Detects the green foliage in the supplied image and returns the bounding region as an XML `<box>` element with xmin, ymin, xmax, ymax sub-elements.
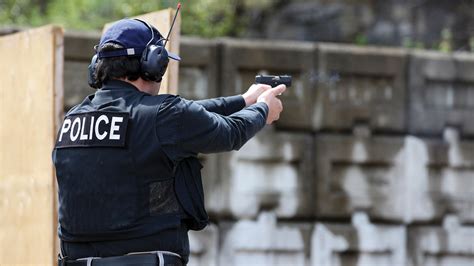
<box><xmin>0</xmin><ymin>0</ymin><xmax>43</xmax><ymax>26</ymax></box>
<box><xmin>402</xmin><ymin>38</ymin><xmax>425</xmax><ymax>50</ymax></box>
<box><xmin>0</xmin><ymin>0</ymin><xmax>245</xmax><ymax>37</ymax></box>
<box><xmin>181</xmin><ymin>0</ymin><xmax>244</xmax><ymax>37</ymax></box>
<box><xmin>438</xmin><ymin>27</ymin><xmax>452</xmax><ymax>53</ymax></box>
<box><xmin>354</xmin><ymin>33</ymin><xmax>368</xmax><ymax>46</ymax></box>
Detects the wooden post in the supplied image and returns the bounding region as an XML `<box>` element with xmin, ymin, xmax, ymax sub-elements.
<box><xmin>0</xmin><ymin>25</ymin><xmax>64</xmax><ymax>265</ymax></box>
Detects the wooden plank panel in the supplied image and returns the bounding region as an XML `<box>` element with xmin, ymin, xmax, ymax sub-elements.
<box><xmin>103</xmin><ymin>8</ymin><xmax>181</xmax><ymax>95</ymax></box>
<box><xmin>0</xmin><ymin>25</ymin><xmax>63</xmax><ymax>265</ymax></box>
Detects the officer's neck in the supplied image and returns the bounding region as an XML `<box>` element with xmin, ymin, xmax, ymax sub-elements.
<box><xmin>117</xmin><ymin>78</ymin><xmax>161</xmax><ymax>95</ymax></box>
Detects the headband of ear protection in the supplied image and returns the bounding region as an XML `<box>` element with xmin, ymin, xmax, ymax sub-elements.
<box><xmin>88</xmin><ymin>19</ymin><xmax>173</xmax><ymax>88</ymax></box>
<box><xmin>136</xmin><ymin>19</ymin><xmax>170</xmax><ymax>83</ymax></box>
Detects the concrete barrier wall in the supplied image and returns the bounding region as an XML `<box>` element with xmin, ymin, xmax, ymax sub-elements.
<box><xmin>219</xmin><ymin>38</ymin><xmax>316</xmax><ymax>130</ymax></box>
<box><xmin>409</xmin><ymin>51</ymin><xmax>474</xmax><ymax>137</ymax></box>
<box><xmin>315</xmin><ymin>44</ymin><xmax>408</xmax><ymax>133</ymax></box>
<box><xmin>60</xmin><ymin>33</ymin><xmax>474</xmax><ymax>265</ymax></box>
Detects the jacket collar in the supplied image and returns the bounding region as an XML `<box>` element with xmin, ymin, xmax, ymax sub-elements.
<box><xmin>101</xmin><ymin>79</ymin><xmax>140</xmax><ymax>92</ymax></box>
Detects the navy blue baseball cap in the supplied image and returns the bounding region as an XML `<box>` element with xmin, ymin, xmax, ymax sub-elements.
<box><xmin>97</xmin><ymin>18</ymin><xmax>180</xmax><ymax>61</ymax></box>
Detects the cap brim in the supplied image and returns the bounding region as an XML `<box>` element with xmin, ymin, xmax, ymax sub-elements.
<box><xmin>168</xmin><ymin>52</ymin><xmax>181</xmax><ymax>61</ymax></box>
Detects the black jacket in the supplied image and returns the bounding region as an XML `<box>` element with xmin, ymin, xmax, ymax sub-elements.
<box><xmin>52</xmin><ymin>79</ymin><xmax>268</xmax><ymax>243</ymax></box>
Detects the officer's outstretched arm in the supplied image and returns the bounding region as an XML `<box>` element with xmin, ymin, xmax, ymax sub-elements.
<box><xmin>194</xmin><ymin>95</ymin><xmax>245</xmax><ymax>116</ymax></box>
<box><xmin>156</xmin><ymin>97</ymin><xmax>268</xmax><ymax>161</ymax></box>
<box><xmin>193</xmin><ymin>84</ymin><xmax>273</xmax><ymax>116</ymax></box>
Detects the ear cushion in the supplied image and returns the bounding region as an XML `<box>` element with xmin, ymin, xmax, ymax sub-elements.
<box><xmin>140</xmin><ymin>45</ymin><xmax>169</xmax><ymax>82</ymax></box>
<box><xmin>88</xmin><ymin>54</ymin><xmax>100</xmax><ymax>88</ymax></box>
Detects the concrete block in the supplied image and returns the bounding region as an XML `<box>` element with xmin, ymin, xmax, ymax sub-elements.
<box><xmin>64</xmin><ymin>31</ymin><xmax>100</xmax><ymax>61</ymax></box>
<box><xmin>63</xmin><ymin>61</ymin><xmax>93</xmax><ymax>110</ymax></box>
<box><xmin>408</xmin><ymin>51</ymin><xmax>474</xmax><ymax>136</ymax></box>
<box><xmin>188</xmin><ymin>224</ymin><xmax>219</xmax><ymax>266</ymax></box>
<box><xmin>220</xmin><ymin>212</ymin><xmax>306</xmax><ymax>266</ymax></box>
<box><xmin>314</xmin><ymin>43</ymin><xmax>408</xmax><ymax>132</ymax></box>
<box><xmin>407</xmin><ymin>129</ymin><xmax>474</xmax><ymax>223</ymax></box>
<box><xmin>408</xmin><ymin>216</ymin><xmax>474</xmax><ymax>266</ymax></box>
<box><xmin>315</xmin><ymin>133</ymin><xmax>474</xmax><ymax>223</ymax></box>
<box><xmin>314</xmin><ymin>134</ymin><xmax>407</xmax><ymax>222</ymax></box>
<box><xmin>311</xmin><ymin>213</ymin><xmax>406</xmax><ymax>266</ymax></box>
<box><xmin>211</xmin><ymin>127</ymin><xmax>314</xmax><ymax>219</ymax></box>
<box><xmin>219</xmin><ymin>38</ymin><xmax>316</xmax><ymax>130</ymax></box>
<box><xmin>63</xmin><ymin>32</ymin><xmax>100</xmax><ymax>111</ymax></box>
<box><xmin>0</xmin><ymin>27</ymin><xmax>23</xmax><ymax>36</ymax></box>
<box><xmin>179</xmin><ymin>38</ymin><xmax>218</xmax><ymax>99</ymax></box>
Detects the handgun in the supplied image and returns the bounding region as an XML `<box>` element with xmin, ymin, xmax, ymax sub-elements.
<box><xmin>255</xmin><ymin>74</ymin><xmax>292</xmax><ymax>87</ymax></box>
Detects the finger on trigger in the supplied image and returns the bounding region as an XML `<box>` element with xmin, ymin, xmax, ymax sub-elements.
<box><xmin>272</xmin><ymin>84</ymin><xmax>286</xmax><ymax>96</ymax></box>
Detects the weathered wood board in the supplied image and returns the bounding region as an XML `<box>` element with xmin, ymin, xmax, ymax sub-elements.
<box><xmin>103</xmin><ymin>8</ymin><xmax>181</xmax><ymax>95</ymax></box>
<box><xmin>0</xmin><ymin>25</ymin><xmax>64</xmax><ymax>265</ymax></box>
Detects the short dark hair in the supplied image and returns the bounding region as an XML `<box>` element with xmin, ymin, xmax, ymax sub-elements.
<box><xmin>94</xmin><ymin>43</ymin><xmax>142</xmax><ymax>88</ymax></box>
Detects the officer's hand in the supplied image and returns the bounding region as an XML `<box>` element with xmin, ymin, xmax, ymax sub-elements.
<box><xmin>242</xmin><ymin>84</ymin><xmax>272</xmax><ymax>107</ymax></box>
<box><xmin>257</xmin><ymin>84</ymin><xmax>286</xmax><ymax>124</ymax></box>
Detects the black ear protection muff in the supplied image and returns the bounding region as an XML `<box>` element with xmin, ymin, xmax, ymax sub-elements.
<box><xmin>87</xmin><ymin>53</ymin><xmax>100</xmax><ymax>88</ymax></box>
<box><xmin>87</xmin><ymin>19</ymin><xmax>170</xmax><ymax>88</ymax></box>
<box><xmin>138</xmin><ymin>19</ymin><xmax>170</xmax><ymax>83</ymax></box>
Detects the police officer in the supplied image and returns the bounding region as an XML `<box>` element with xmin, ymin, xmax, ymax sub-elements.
<box><xmin>53</xmin><ymin>19</ymin><xmax>285</xmax><ymax>266</ymax></box>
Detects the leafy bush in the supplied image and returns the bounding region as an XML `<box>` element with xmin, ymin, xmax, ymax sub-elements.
<box><xmin>0</xmin><ymin>0</ymin><xmax>246</xmax><ymax>37</ymax></box>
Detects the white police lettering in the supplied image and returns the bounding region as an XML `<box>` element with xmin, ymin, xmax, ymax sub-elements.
<box><xmin>95</xmin><ymin>115</ymin><xmax>109</xmax><ymax>140</ymax></box>
<box><xmin>80</xmin><ymin>117</ymin><xmax>88</xmax><ymax>140</ymax></box>
<box><xmin>58</xmin><ymin>119</ymin><xmax>71</xmax><ymax>142</ymax></box>
<box><xmin>89</xmin><ymin>116</ymin><xmax>94</xmax><ymax>140</ymax></box>
<box><xmin>55</xmin><ymin>112</ymin><xmax>129</xmax><ymax>148</ymax></box>
<box><xmin>70</xmin><ymin>117</ymin><xmax>81</xmax><ymax>141</ymax></box>
<box><xmin>109</xmin><ymin>116</ymin><xmax>123</xmax><ymax>140</ymax></box>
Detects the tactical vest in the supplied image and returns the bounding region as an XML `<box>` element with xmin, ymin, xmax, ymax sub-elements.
<box><xmin>53</xmin><ymin>82</ymin><xmax>208</xmax><ymax>242</ymax></box>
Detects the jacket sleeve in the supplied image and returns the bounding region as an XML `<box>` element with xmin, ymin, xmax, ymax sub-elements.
<box><xmin>156</xmin><ymin>96</ymin><xmax>268</xmax><ymax>161</ymax></box>
<box><xmin>193</xmin><ymin>95</ymin><xmax>246</xmax><ymax>115</ymax></box>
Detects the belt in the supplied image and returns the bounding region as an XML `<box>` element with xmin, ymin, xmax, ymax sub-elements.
<box><xmin>59</xmin><ymin>251</ymin><xmax>183</xmax><ymax>266</ymax></box>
